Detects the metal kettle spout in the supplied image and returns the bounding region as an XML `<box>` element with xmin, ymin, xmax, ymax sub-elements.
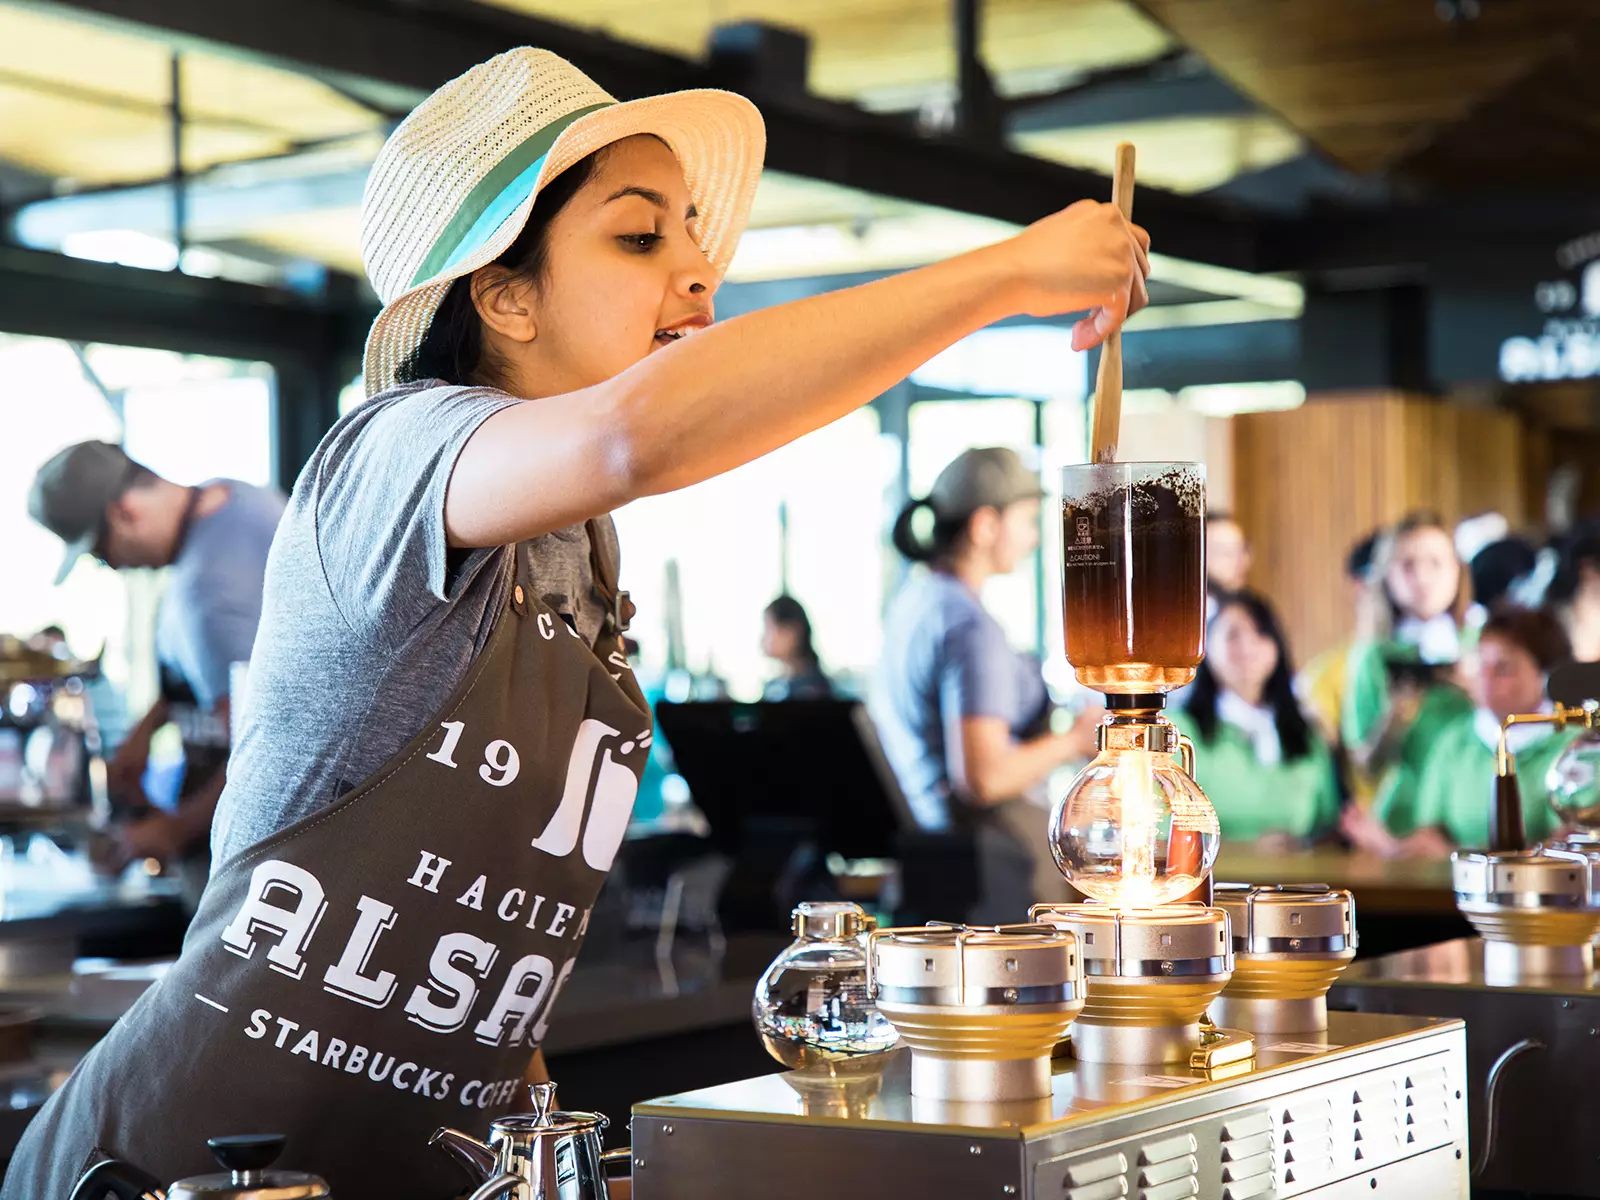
<box><xmin>430</xmin><ymin>1127</ymin><xmax>498</xmax><ymax>1183</ymax></box>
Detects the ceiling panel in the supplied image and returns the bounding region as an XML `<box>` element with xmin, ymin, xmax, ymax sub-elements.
<box><xmin>0</xmin><ymin>3</ymin><xmax>379</xmax><ymax>187</ymax></box>
<box><xmin>482</xmin><ymin>0</ymin><xmax>1173</xmax><ymax>102</ymax></box>
<box><xmin>1014</xmin><ymin>112</ymin><xmax>1300</xmax><ymax>194</ymax></box>
<box><xmin>1127</xmin><ymin>0</ymin><xmax>1599</xmax><ymax>180</ymax></box>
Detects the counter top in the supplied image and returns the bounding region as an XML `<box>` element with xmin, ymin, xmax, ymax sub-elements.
<box><xmin>1214</xmin><ymin>847</ymin><xmax>1455</xmax><ymax>913</ymax></box>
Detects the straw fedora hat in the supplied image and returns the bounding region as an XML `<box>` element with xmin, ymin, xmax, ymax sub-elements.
<box><xmin>360</xmin><ymin>47</ymin><xmax>766</xmax><ymax>397</ymax></box>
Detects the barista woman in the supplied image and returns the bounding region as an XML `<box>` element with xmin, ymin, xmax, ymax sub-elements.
<box><xmin>873</xmin><ymin>448</ymin><xmax>1102</xmax><ymax>920</ymax></box>
<box><xmin>1354</xmin><ymin>607</ymin><xmax>1574</xmax><ymax>856</ymax></box>
<box><xmin>3</xmin><ymin>48</ymin><xmax>1150</xmax><ymax>1200</ymax></box>
<box><xmin>1171</xmin><ymin>591</ymin><xmax>1339</xmax><ymax>848</ymax></box>
<box><xmin>1342</xmin><ymin>512</ymin><xmax>1473</xmax><ymax>826</ymax></box>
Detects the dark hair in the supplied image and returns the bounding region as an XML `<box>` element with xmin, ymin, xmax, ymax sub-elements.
<box><xmin>1542</xmin><ymin>520</ymin><xmax>1600</xmax><ymax>605</ymax></box>
<box><xmin>1346</xmin><ymin>531</ymin><xmax>1379</xmax><ymax>581</ymax></box>
<box><xmin>891</xmin><ymin>498</ymin><xmax>972</xmax><ymax>564</ymax></box>
<box><xmin>1479</xmin><ymin>605</ymin><xmax>1572</xmax><ymax>673</ymax></box>
<box><xmin>764</xmin><ymin>594</ymin><xmax>819</xmax><ymax>666</ymax></box>
<box><xmin>1470</xmin><ymin>538</ymin><xmax>1538</xmax><ymax>610</ymax></box>
<box><xmin>396</xmin><ymin>151</ymin><xmax>604</xmax><ymax>389</ymax></box>
<box><xmin>1183</xmin><ymin>589</ymin><xmax>1314</xmax><ymax>762</ymax></box>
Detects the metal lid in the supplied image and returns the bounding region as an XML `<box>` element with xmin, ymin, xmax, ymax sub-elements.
<box><xmin>167</xmin><ymin>1136</ymin><xmax>329</xmax><ymax>1200</ymax></box>
<box><xmin>869</xmin><ymin>923</ymin><xmax>1080</xmax><ymax>1007</ymax></box>
<box><xmin>1452</xmin><ymin>848</ymin><xmax>1600</xmax><ymax>908</ymax></box>
<box><xmin>792</xmin><ymin>900</ymin><xmax>874</xmax><ymax>941</ymax></box>
<box><xmin>1212</xmin><ymin>883</ymin><xmax>1356</xmax><ymax>956</ymax></box>
<box><xmin>1032</xmin><ymin>902</ymin><xmax>1232</xmax><ymax>978</ymax></box>
<box><xmin>491</xmin><ymin>1081</ymin><xmax>609</xmax><ymax>1137</ymax></box>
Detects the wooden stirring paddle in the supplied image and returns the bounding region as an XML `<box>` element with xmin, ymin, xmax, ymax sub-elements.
<box><xmin>1088</xmin><ymin>142</ymin><xmax>1137</xmax><ymax>465</ymax></box>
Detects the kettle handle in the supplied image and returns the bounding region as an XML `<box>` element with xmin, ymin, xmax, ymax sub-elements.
<box><xmin>69</xmin><ymin>1159</ymin><xmax>167</xmax><ymax>1200</ymax></box>
<box><xmin>466</xmin><ymin>1171</ymin><xmax>525</xmax><ymax>1200</ymax></box>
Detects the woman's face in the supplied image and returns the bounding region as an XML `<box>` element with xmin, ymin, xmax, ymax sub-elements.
<box><xmin>1471</xmin><ymin>633</ymin><xmax>1545</xmax><ymax>720</ymax></box>
<box><xmin>761</xmin><ymin>614</ymin><xmax>800</xmax><ymax>663</ymax></box>
<box><xmin>1207</xmin><ymin>519</ymin><xmax>1251</xmax><ymax>593</ymax></box>
<box><xmin>480</xmin><ymin>135</ymin><xmax>716</xmax><ymax>397</ymax></box>
<box><xmin>986</xmin><ymin>498</ymin><xmax>1042</xmax><ymax>575</ymax></box>
<box><xmin>1387</xmin><ymin>527</ymin><xmax>1461</xmax><ymax>622</ymax></box>
<box><xmin>1207</xmin><ymin>604</ymin><xmax>1280</xmax><ymax>702</ymax></box>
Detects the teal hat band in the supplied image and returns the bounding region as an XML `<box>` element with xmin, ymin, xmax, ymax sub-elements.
<box><xmin>409</xmin><ymin>101</ymin><xmax>614</xmax><ymax>289</ymax></box>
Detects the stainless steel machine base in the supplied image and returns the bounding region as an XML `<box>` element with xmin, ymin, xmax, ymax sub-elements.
<box><xmin>909</xmin><ymin>1054</ymin><xmax>1052</xmax><ymax>1102</ymax></box>
<box><xmin>1211</xmin><ymin>995</ymin><xmax>1327</xmax><ymax>1034</ymax></box>
<box><xmin>632</xmin><ymin>1013</ymin><xmax>1467</xmax><ymax>1200</ymax></box>
<box><xmin>1332</xmin><ymin>937</ymin><xmax>1600</xmax><ymax>1197</ymax></box>
<box><xmin>1068</xmin><ymin>1019</ymin><xmax>1197</xmax><ymax>1065</ymax></box>
<box><xmin>1481</xmin><ymin>937</ymin><xmax>1593</xmax><ymax>980</ymax></box>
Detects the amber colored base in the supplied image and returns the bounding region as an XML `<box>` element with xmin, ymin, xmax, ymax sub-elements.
<box><xmin>1071</xmin><ymin>663</ymin><xmax>1198</xmax><ymax>694</ymax></box>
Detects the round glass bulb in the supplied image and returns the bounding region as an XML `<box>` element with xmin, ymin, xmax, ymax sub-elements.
<box><xmin>1048</xmin><ymin>748</ymin><xmax>1221</xmax><ymax>908</ymax></box>
<box><xmin>1546</xmin><ymin>727</ymin><xmax>1600</xmax><ymax>834</ymax></box>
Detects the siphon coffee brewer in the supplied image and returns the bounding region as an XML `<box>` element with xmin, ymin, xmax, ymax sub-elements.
<box><xmin>1051</xmin><ymin>462</ymin><xmax>1219</xmax><ymax>911</ymax></box>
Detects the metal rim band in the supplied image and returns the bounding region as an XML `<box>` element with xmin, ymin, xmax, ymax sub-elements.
<box><xmin>873</xmin><ymin>982</ymin><xmax>1079</xmax><ymax>1006</ymax></box>
<box><xmin>1234</xmin><ymin>934</ymin><xmax>1352</xmax><ymax>954</ymax></box>
<box><xmin>1082</xmin><ymin>955</ymin><xmax>1230</xmax><ymax>978</ymax></box>
<box><xmin>1455</xmin><ymin>891</ymin><xmax>1595</xmax><ymax>909</ymax></box>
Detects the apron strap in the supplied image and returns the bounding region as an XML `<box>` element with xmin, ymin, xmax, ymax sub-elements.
<box><xmin>585</xmin><ymin>519</ymin><xmax>634</xmax><ymax>637</ymax></box>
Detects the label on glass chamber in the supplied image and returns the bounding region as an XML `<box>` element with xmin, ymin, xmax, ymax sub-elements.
<box><xmin>1063</xmin><ymin>510</ymin><xmax>1112</xmax><ymax>568</ymax></box>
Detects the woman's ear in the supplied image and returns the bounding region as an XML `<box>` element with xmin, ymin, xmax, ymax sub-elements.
<box><xmin>967</xmin><ymin>506</ymin><xmax>1002</xmax><ymax>549</ymax></box>
<box><xmin>471</xmin><ymin>265</ymin><xmax>538</xmax><ymax>344</ymax></box>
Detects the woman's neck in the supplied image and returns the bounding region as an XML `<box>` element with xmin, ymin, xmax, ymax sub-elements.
<box><xmin>1224</xmin><ymin>683</ymin><xmax>1266</xmax><ymax>709</ymax></box>
<box><xmin>938</xmin><ymin>552</ymin><xmax>990</xmax><ymax>595</ymax></box>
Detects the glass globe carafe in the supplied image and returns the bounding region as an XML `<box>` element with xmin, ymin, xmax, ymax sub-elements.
<box><xmin>1048</xmin><ymin>721</ymin><xmax>1220</xmax><ymax>909</ymax></box>
<box><xmin>753</xmin><ymin>901</ymin><xmax>899</xmax><ymax>1070</ymax></box>
<box><xmin>1547</xmin><ymin>726</ymin><xmax>1600</xmax><ymax>835</ymax></box>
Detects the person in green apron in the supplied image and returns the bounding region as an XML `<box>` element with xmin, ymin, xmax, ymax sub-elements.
<box><xmin>1172</xmin><ymin>591</ymin><xmax>1339</xmax><ymax>848</ymax></box>
<box><xmin>1341</xmin><ymin>512</ymin><xmax>1473</xmax><ymax>837</ymax></box>
<box><xmin>1383</xmin><ymin>607</ymin><xmax>1576</xmax><ymax>852</ymax></box>
<box><xmin>3</xmin><ymin>47</ymin><xmax>1152</xmax><ymax>1200</ymax></box>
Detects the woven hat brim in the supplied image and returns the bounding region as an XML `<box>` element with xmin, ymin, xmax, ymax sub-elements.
<box><xmin>363</xmin><ymin>89</ymin><xmax>765</xmax><ymax>397</ymax></box>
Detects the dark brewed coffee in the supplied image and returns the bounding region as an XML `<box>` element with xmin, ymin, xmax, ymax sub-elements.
<box><xmin>1060</xmin><ymin>463</ymin><xmax>1205</xmax><ymax>694</ymax></box>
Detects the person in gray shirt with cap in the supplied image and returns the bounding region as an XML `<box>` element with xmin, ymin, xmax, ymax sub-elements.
<box><xmin>872</xmin><ymin>447</ymin><xmax>1100</xmax><ymax>921</ymax></box>
<box><xmin>28</xmin><ymin>441</ymin><xmax>285</xmax><ymax>881</ymax></box>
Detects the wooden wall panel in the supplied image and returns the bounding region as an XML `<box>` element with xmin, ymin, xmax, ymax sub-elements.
<box><xmin>1233</xmin><ymin>394</ymin><xmax>1528</xmax><ymax>664</ymax></box>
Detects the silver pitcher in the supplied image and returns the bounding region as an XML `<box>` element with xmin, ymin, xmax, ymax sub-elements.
<box><xmin>70</xmin><ymin>1134</ymin><xmax>330</xmax><ymax>1199</ymax></box>
<box><xmin>432</xmin><ymin>1081</ymin><xmax>631</xmax><ymax>1200</ymax></box>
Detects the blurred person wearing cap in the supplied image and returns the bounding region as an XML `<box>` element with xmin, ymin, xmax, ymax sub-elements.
<box><xmin>3</xmin><ymin>45</ymin><xmax>1150</xmax><ymax>1199</ymax></box>
<box><xmin>872</xmin><ymin>447</ymin><xmax>1101</xmax><ymax>922</ymax></box>
<box><xmin>26</xmin><ymin>441</ymin><xmax>284</xmax><ymax>880</ymax></box>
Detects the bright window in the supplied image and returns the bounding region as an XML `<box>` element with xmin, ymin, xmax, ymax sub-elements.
<box><xmin>613</xmin><ymin>408</ymin><xmax>893</xmax><ymax>699</ymax></box>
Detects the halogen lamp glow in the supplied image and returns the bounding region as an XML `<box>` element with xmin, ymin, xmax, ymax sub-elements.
<box><xmin>1048</xmin><ymin>731</ymin><xmax>1220</xmax><ymax>909</ymax></box>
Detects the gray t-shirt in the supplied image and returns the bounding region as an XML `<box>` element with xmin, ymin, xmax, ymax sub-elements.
<box><xmin>211</xmin><ymin>381</ymin><xmax>614</xmax><ymax>867</ymax></box>
<box><xmin>155</xmin><ymin>480</ymin><xmax>285</xmax><ymax>714</ymax></box>
<box><xmin>870</xmin><ymin>569</ymin><xmax>1050</xmax><ymax>831</ymax></box>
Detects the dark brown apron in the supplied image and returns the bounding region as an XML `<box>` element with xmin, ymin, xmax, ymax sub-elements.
<box><xmin>4</xmin><ymin>524</ymin><xmax>649</xmax><ymax>1200</ymax></box>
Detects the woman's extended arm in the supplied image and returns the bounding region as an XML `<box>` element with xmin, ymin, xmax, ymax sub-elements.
<box><xmin>445</xmin><ymin>201</ymin><xmax>1148</xmax><ymax>547</ymax></box>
